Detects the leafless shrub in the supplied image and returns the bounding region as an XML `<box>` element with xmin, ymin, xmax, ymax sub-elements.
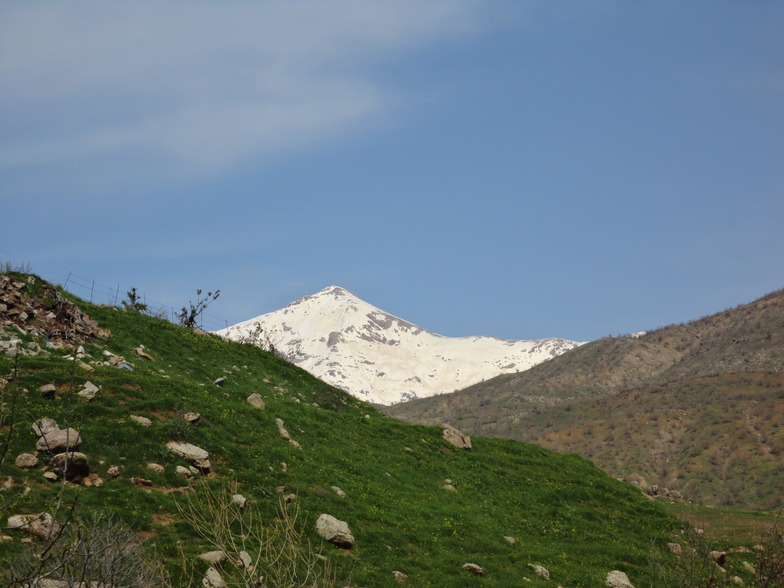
<box><xmin>756</xmin><ymin>510</ymin><xmax>784</xmax><ymax>587</ymax></box>
<box><xmin>176</xmin><ymin>482</ymin><xmax>336</xmax><ymax>587</ymax></box>
<box><xmin>5</xmin><ymin>512</ymin><xmax>169</xmax><ymax>587</ymax></box>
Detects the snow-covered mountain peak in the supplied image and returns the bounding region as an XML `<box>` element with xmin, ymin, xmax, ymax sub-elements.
<box><xmin>217</xmin><ymin>286</ymin><xmax>584</xmax><ymax>405</ymax></box>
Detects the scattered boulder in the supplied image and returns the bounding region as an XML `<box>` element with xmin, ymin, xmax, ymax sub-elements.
<box><xmin>232</xmin><ymin>494</ymin><xmax>247</xmax><ymax>508</ymax></box>
<box><xmin>462</xmin><ymin>563</ymin><xmax>485</xmax><ymax>576</ymax></box>
<box><xmin>182</xmin><ymin>411</ymin><xmax>201</xmax><ymax>424</ymax></box>
<box><xmin>442</xmin><ymin>424</ymin><xmax>472</xmax><ymax>450</ymax></box>
<box><xmin>7</xmin><ymin>512</ymin><xmax>61</xmax><ymax>540</ymax></box>
<box><xmin>393</xmin><ymin>570</ymin><xmax>408</xmax><ymax>583</ymax></box>
<box><xmin>107</xmin><ymin>465</ymin><xmax>120</xmax><ymax>478</ymax></box>
<box><xmin>51</xmin><ymin>451</ymin><xmax>89</xmax><ymax>481</ymax></box>
<box><xmin>83</xmin><ymin>473</ymin><xmax>103</xmax><ymax>487</ymax></box>
<box><xmin>239</xmin><ymin>550</ymin><xmax>254</xmax><ymax>573</ymax></box>
<box><xmin>315</xmin><ymin>514</ymin><xmax>354</xmax><ymax>549</ymax></box>
<box><xmin>176</xmin><ymin>465</ymin><xmax>192</xmax><ymax>478</ymax></box>
<box><xmin>606</xmin><ymin>570</ymin><xmax>635</xmax><ymax>588</ymax></box>
<box><xmin>275</xmin><ymin>418</ymin><xmax>301</xmax><ymax>449</ymax></box>
<box><xmin>247</xmin><ymin>393</ymin><xmax>265</xmax><ymax>409</ymax></box>
<box><xmin>39</xmin><ymin>383</ymin><xmax>57</xmax><ymax>399</ymax></box>
<box><xmin>504</xmin><ymin>536</ymin><xmax>516</xmax><ymax>544</ymax></box>
<box><xmin>203</xmin><ymin>567</ymin><xmax>227</xmax><ymax>588</ymax></box>
<box><xmin>199</xmin><ymin>550</ymin><xmax>227</xmax><ymax>566</ymax></box>
<box><xmin>213</xmin><ymin>377</ymin><xmax>226</xmax><ymax>387</ymax></box>
<box><xmin>528</xmin><ymin>564</ymin><xmax>550</xmax><ymax>579</ymax></box>
<box><xmin>36</xmin><ymin>428</ymin><xmax>82</xmax><ymax>453</ymax></box>
<box><xmin>15</xmin><ymin>453</ymin><xmax>38</xmax><ymax>469</ymax></box>
<box><xmin>331</xmin><ymin>486</ymin><xmax>346</xmax><ymax>499</ymax></box>
<box><xmin>134</xmin><ymin>345</ymin><xmax>156</xmax><ymax>361</ymax></box>
<box><xmin>77</xmin><ymin>381</ymin><xmax>99</xmax><ymax>401</ymax></box>
<box><xmin>710</xmin><ymin>550</ymin><xmax>727</xmax><ymax>566</ymax></box>
<box><xmin>166</xmin><ymin>441</ymin><xmax>211</xmax><ymax>472</ymax></box>
<box><xmin>147</xmin><ymin>462</ymin><xmax>165</xmax><ymax>474</ymax></box>
<box><xmin>32</xmin><ymin>417</ymin><xmax>59</xmax><ymax>437</ymax></box>
<box><xmin>130</xmin><ymin>415</ymin><xmax>152</xmax><ymax>427</ymax></box>
<box><xmin>668</xmin><ymin>542</ymin><xmax>682</xmax><ymax>556</ymax></box>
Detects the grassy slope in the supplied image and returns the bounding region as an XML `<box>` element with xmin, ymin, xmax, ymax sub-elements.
<box><xmin>0</xmin><ymin>277</ymin><xmax>689</xmax><ymax>586</ymax></box>
<box><xmin>385</xmin><ymin>290</ymin><xmax>784</xmax><ymax>509</ymax></box>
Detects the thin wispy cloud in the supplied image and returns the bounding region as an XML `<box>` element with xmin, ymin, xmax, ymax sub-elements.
<box><xmin>0</xmin><ymin>1</ymin><xmax>485</xmax><ymax>194</ymax></box>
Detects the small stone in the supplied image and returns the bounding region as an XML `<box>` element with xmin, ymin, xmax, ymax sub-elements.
<box><xmin>606</xmin><ymin>570</ymin><xmax>635</xmax><ymax>588</ymax></box>
<box><xmin>182</xmin><ymin>412</ymin><xmax>200</xmax><ymax>424</ymax></box>
<box><xmin>462</xmin><ymin>563</ymin><xmax>484</xmax><ymax>576</ymax></box>
<box><xmin>131</xmin><ymin>477</ymin><xmax>153</xmax><ymax>487</ymax></box>
<box><xmin>176</xmin><ymin>465</ymin><xmax>192</xmax><ymax>478</ymax></box>
<box><xmin>77</xmin><ymin>381</ymin><xmax>99</xmax><ymax>400</ymax></box>
<box><xmin>43</xmin><ymin>472</ymin><xmax>58</xmax><ymax>482</ymax></box>
<box><xmin>504</xmin><ymin>536</ymin><xmax>516</xmax><ymax>544</ymax></box>
<box><xmin>213</xmin><ymin>377</ymin><xmax>226</xmax><ymax>387</ymax></box>
<box><xmin>239</xmin><ymin>550</ymin><xmax>253</xmax><ymax>572</ymax></box>
<box><xmin>78</xmin><ymin>362</ymin><xmax>95</xmax><ymax>372</ymax></box>
<box><xmin>107</xmin><ymin>465</ymin><xmax>120</xmax><ymax>478</ymax></box>
<box><xmin>668</xmin><ymin>543</ymin><xmax>682</xmax><ymax>556</ymax></box>
<box><xmin>39</xmin><ymin>383</ymin><xmax>57</xmax><ymax>399</ymax></box>
<box><xmin>83</xmin><ymin>473</ymin><xmax>103</xmax><ymax>487</ymax></box>
<box><xmin>15</xmin><ymin>453</ymin><xmax>38</xmax><ymax>469</ymax></box>
<box><xmin>232</xmin><ymin>494</ymin><xmax>247</xmax><ymax>508</ymax></box>
<box><xmin>147</xmin><ymin>462</ymin><xmax>165</xmax><ymax>474</ymax></box>
<box><xmin>393</xmin><ymin>570</ymin><xmax>408</xmax><ymax>583</ymax></box>
<box><xmin>199</xmin><ymin>550</ymin><xmax>227</xmax><ymax>565</ymax></box>
<box><xmin>246</xmin><ymin>393</ymin><xmax>265</xmax><ymax>409</ymax></box>
<box><xmin>528</xmin><ymin>564</ymin><xmax>550</xmax><ymax>580</ymax></box>
<box><xmin>130</xmin><ymin>415</ymin><xmax>152</xmax><ymax>427</ymax></box>
<box><xmin>203</xmin><ymin>567</ymin><xmax>227</xmax><ymax>588</ymax></box>
<box><xmin>331</xmin><ymin>486</ymin><xmax>346</xmax><ymax>498</ymax></box>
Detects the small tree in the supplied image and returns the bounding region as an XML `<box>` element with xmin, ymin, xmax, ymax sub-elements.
<box><xmin>177</xmin><ymin>289</ymin><xmax>220</xmax><ymax>329</ymax></box>
<box><xmin>121</xmin><ymin>287</ymin><xmax>148</xmax><ymax>312</ymax></box>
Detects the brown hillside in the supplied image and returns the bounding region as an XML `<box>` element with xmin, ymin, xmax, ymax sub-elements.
<box><xmin>384</xmin><ymin>289</ymin><xmax>784</xmax><ymax>508</ymax></box>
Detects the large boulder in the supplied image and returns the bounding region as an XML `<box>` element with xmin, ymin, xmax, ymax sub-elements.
<box><xmin>51</xmin><ymin>452</ymin><xmax>89</xmax><ymax>482</ymax></box>
<box><xmin>7</xmin><ymin>512</ymin><xmax>61</xmax><ymax>540</ymax></box>
<box><xmin>315</xmin><ymin>514</ymin><xmax>354</xmax><ymax>549</ymax></box>
<box><xmin>442</xmin><ymin>423</ymin><xmax>472</xmax><ymax>450</ymax></box>
<box><xmin>36</xmin><ymin>428</ymin><xmax>82</xmax><ymax>453</ymax></box>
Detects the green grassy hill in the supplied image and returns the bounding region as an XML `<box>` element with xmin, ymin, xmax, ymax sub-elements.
<box><xmin>0</xmin><ymin>273</ymin><xmax>712</xmax><ymax>586</ymax></box>
<box><xmin>384</xmin><ymin>290</ymin><xmax>784</xmax><ymax>511</ymax></box>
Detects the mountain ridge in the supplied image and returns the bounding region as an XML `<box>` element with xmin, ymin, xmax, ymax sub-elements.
<box><xmin>217</xmin><ymin>285</ymin><xmax>583</xmax><ymax>405</ymax></box>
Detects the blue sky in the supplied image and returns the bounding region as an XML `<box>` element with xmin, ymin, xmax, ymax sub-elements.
<box><xmin>1</xmin><ymin>1</ymin><xmax>782</xmax><ymax>342</ymax></box>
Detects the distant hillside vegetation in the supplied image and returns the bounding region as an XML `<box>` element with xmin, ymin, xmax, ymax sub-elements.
<box><xmin>384</xmin><ymin>289</ymin><xmax>784</xmax><ymax>510</ymax></box>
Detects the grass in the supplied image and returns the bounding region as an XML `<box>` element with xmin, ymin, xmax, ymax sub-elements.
<box><xmin>0</xmin><ymin>274</ymin><xmax>727</xmax><ymax>586</ymax></box>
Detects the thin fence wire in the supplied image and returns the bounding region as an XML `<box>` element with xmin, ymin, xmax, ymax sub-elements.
<box><xmin>46</xmin><ymin>272</ymin><xmax>231</xmax><ymax>332</ymax></box>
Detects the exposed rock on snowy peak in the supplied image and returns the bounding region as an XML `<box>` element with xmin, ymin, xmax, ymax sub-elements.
<box><xmin>216</xmin><ymin>286</ymin><xmax>583</xmax><ymax>406</ymax></box>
